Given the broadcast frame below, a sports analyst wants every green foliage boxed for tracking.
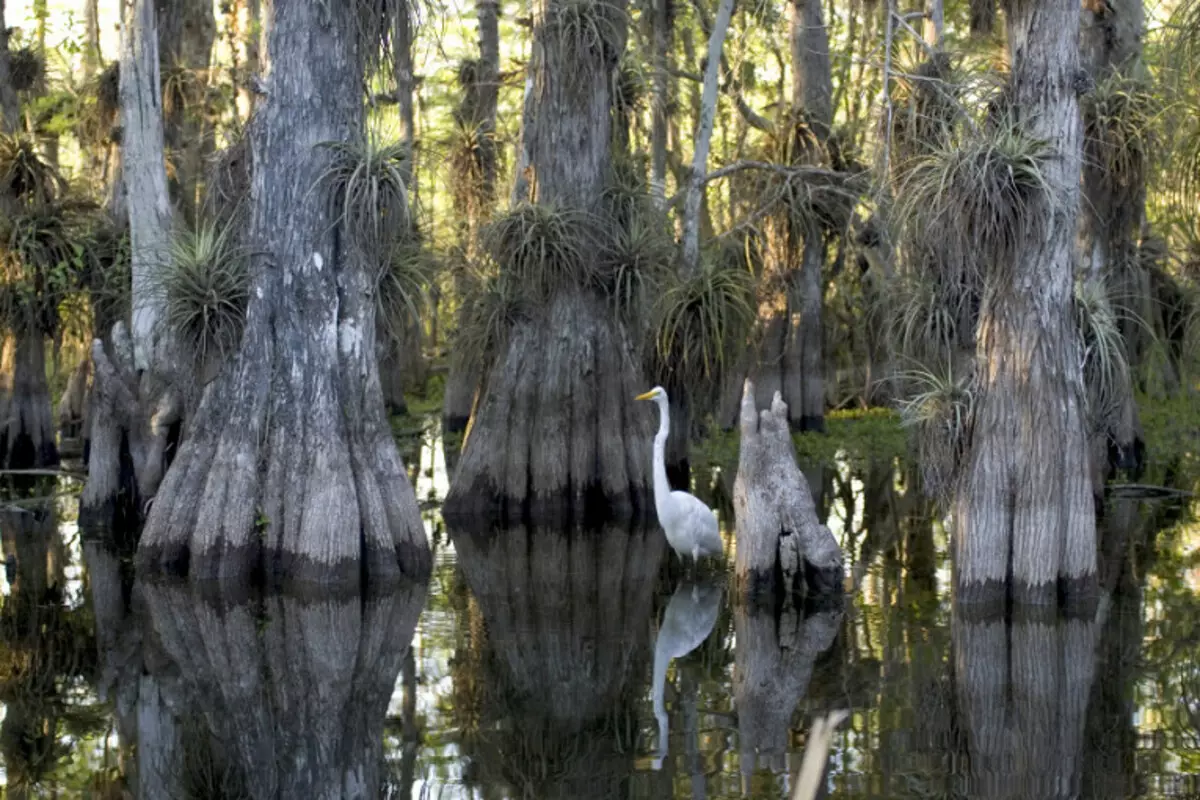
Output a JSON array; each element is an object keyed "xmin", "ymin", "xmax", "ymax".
[
  {"xmin": 1083, "ymin": 69, "xmax": 1157, "ymax": 198},
  {"xmin": 453, "ymin": 265, "xmax": 519, "ymax": 374},
  {"xmin": 316, "ymin": 135, "xmax": 412, "ymax": 264},
  {"xmin": 482, "ymin": 203, "xmax": 596, "ymax": 303},
  {"xmin": 0, "ymin": 203, "xmax": 90, "ymax": 334},
  {"xmin": 896, "ymin": 366, "xmax": 974, "ymax": 504},
  {"xmin": 157, "ymin": 220, "xmax": 250, "ymax": 366},
  {"xmin": 895, "ymin": 114, "xmax": 1057, "ymax": 270},
  {"xmin": 9, "ymin": 46, "xmax": 42, "ymax": 93},
  {"xmin": 693, "ymin": 407, "xmax": 908, "ymax": 474},
  {"xmin": 1073, "ymin": 276, "xmax": 1131, "ymax": 428},
  {"xmin": 885, "ymin": 273, "xmax": 970, "ymax": 369},
  {"xmin": 0, "ymin": 135, "xmax": 66, "ymax": 205},
  {"xmin": 650, "ymin": 258, "xmax": 755, "ymax": 383},
  {"xmin": 597, "ymin": 213, "xmax": 674, "ymax": 322},
  {"xmin": 377, "ymin": 239, "xmax": 437, "ymax": 346}
]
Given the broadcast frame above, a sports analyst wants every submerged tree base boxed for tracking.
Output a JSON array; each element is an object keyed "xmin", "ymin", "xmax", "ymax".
[
  {"xmin": 444, "ymin": 289, "xmax": 655, "ymax": 525},
  {"xmin": 0, "ymin": 331, "xmax": 59, "ymax": 470}
]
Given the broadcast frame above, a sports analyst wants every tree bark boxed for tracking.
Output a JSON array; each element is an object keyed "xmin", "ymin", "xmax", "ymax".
[
  {"xmin": 969, "ymin": 0, "xmax": 994, "ymax": 37},
  {"xmin": 156, "ymin": 0, "xmax": 216, "ymax": 220},
  {"xmin": 121, "ymin": 0, "xmax": 173, "ymax": 372},
  {"xmin": 679, "ymin": 0, "xmax": 734, "ymax": 275},
  {"xmin": 953, "ymin": 0, "xmax": 1097, "ymax": 609},
  {"xmin": 236, "ymin": 0, "xmax": 262, "ymax": 119},
  {"xmin": 924, "ymin": 0, "xmax": 944, "ymax": 47},
  {"xmin": 733, "ymin": 381, "xmax": 842, "ymax": 603},
  {"xmin": 0, "ymin": 331, "xmax": 58, "ymax": 469},
  {"xmin": 136, "ymin": 0, "xmax": 432, "ymax": 586},
  {"xmin": 649, "ymin": 0, "xmax": 673, "ymax": 204},
  {"xmin": 444, "ymin": 0, "xmax": 655, "ymax": 522}
]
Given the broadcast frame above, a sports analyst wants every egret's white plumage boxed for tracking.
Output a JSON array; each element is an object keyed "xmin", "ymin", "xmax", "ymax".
[{"xmin": 635, "ymin": 386, "xmax": 723, "ymax": 563}]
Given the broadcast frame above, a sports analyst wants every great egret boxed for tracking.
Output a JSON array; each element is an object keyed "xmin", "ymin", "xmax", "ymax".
[{"xmin": 635, "ymin": 386, "xmax": 723, "ymax": 564}]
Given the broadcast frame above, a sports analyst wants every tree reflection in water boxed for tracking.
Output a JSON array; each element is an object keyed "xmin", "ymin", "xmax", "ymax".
[{"xmin": 447, "ymin": 521, "xmax": 665, "ymax": 799}]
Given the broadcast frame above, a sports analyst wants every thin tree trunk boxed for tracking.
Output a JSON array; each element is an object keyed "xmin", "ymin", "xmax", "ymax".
[
  {"xmin": 650, "ymin": 0, "xmax": 673, "ymax": 204},
  {"xmin": 444, "ymin": 0, "xmax": 655, "ymax": 522},
  {"xmin": 924, "ymin": 0, "xmax": 943, "ymax": 47},
  {"xmin": 953, "ymin": 0, "xmax": 1096, "ymax": 609},
  {"xmin": 237, "ymin": 0, "xmax": 261, "ymax": 119},
  {"xmin": 121, "ymin": 0, "xmax": 173, "ymax": 372},
  {"xmin": 679, "ymin": 0, "xmax": 734, "ymax": 275},
  {"xmin": 969, "ymin": 0, "xmax": 994, "ymax": 37},
  {"xmin": 442, "ymin": 0, "xmax": 501, "ymax": 434},
  {"xmin": 136, "ymin": 0, "xmax": 432, "ymax": 585}
]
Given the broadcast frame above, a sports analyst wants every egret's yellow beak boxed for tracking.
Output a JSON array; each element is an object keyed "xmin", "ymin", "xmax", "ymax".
[{"xmin": 634, "ymin": 389, "xmax": 657, "ymax": 401}]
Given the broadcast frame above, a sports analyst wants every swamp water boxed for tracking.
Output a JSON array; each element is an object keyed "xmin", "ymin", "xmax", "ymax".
[{"xmin": 0, "ymin": 420, "xmax": 1198, "ymax": 799}]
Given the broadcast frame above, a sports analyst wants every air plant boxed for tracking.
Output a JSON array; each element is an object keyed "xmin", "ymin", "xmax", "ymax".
[
  {"xmin": 156, "ymin": 219, "xmax": 251, "ymax": 367},
  {"xmin": 896, "ymin": 365, "xmax": 975, "ymax": 504},
  {"xmin": 316, "ymin": 135, "xmax": 412, "ymax": 265},
  {"xmin": 482, "ymin": 203, "xmax": 598, "ymax": 303}
]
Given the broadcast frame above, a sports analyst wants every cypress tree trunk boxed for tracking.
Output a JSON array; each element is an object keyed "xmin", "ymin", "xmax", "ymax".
[
  {"xmin": 156, "ymin": 0, "xmax": 216, "ymax": 220},
  {"xmin": 136, "ymin": 0, "xmax": 431, "ymax": 585},
  {"xmin": 444, "ymin": 0, "xmax": 655, "ymax": 521},
  {"xmin": 442, "ymin": 0, "xmax": 501, "ymax": 434},
  {"xmin": 758, "ymin": 0, "xmax": 832, "ymax": 432},
  {"xmin": 953, "ymin": 0, "xmax": 1096, "ymax": 608},
  {"xmin": 0, "ymin": 332, "xmax": 58, "ymax": 469}
]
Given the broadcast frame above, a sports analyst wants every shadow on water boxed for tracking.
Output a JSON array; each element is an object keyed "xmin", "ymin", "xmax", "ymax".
[{"xmin": 2, "ymin": 436, "xmax": 1200, "ymax": 798}]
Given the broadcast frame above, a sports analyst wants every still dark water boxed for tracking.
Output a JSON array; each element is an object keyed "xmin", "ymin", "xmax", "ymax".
[{"xmin": 1, "ymin": 423, "xmax": 1199, "ymax": 798}]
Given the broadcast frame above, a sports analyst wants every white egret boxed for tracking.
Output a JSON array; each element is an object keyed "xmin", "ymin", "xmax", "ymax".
[{"xmin": 635, "ymin": 386, "xmax": 723, "ymax": 564}]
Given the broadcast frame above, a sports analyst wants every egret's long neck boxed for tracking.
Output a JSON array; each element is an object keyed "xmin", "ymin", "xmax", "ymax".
[{"xmin": 652, "ymin": 399, "xmax": 671, "ymax": 508}]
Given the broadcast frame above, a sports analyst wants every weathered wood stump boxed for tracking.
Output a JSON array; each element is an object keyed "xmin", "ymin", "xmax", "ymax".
[{"xmin": 733, "ymin": 380, "xmax": 843, "ymax": 603}]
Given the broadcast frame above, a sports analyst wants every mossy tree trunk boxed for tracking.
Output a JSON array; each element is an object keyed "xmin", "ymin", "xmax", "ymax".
[
  {"xmin": 442, "ymin": 0, "xmax": 501, "ymax": 434},
  {"xmin": 136, "ymin": 0, "xmax": 432, "ymax": 585},
  {"xmin": 1079, "ymin": 0, "xmax": 1147, "ymax": 484},
  {"xmin": 953, "ymin": 0, "xmax": 1096, "ymax": 609},
  {"xmin": 0, "ymin": 331, "xmax": 58, "ymax": 469},
  {"xmin": 753, "ymin": 0, "xmax": 832, "ymax": 432},
  {"xmin": 444, "ymin": 0, "xmax": 656, "ymax": 522}
]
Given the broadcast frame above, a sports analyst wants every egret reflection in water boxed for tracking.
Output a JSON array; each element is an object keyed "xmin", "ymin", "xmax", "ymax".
[{"xmin": 650, "ymin": 577, "xmax": 722, "ymax": 770}]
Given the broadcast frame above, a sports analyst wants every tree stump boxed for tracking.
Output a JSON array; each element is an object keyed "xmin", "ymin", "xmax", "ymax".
[{"xmin": 733, "ymin": 380, "xmax": 842, "ymax": 603}]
